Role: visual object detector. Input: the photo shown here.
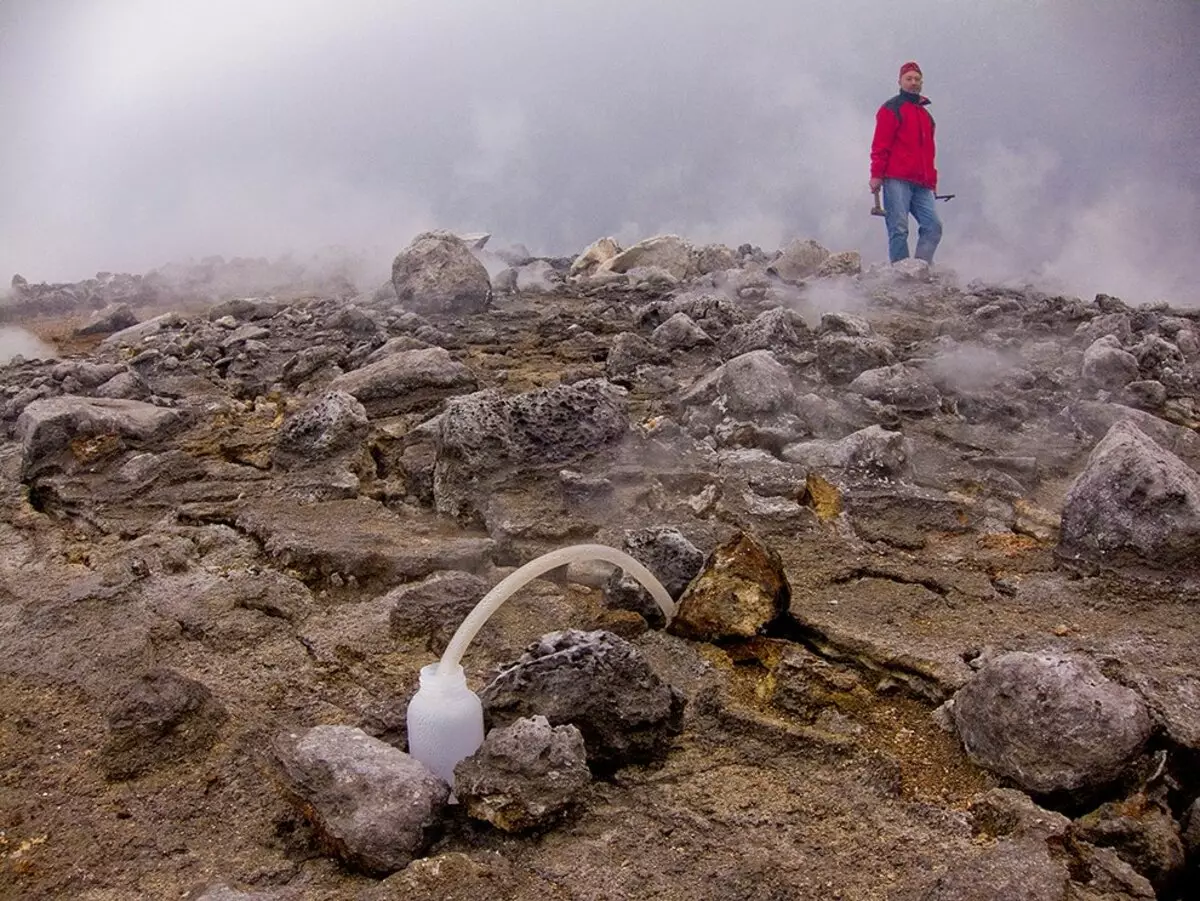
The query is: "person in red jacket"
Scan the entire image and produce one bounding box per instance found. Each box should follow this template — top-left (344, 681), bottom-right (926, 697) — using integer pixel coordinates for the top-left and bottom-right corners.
top-left (869, 61), bottom-right (943, 264)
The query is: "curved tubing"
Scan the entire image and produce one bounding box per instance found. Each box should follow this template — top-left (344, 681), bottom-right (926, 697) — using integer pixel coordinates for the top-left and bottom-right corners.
top-left (437, 544), bottom-right (675, 676)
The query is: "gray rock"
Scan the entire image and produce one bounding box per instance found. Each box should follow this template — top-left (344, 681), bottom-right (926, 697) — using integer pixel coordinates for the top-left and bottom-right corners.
top-left (815, 251), bottom-right (862, 278)
top-left (455, 715), bottom-right (591, 832)
top-left (515, 260), bottom-right (563, 293)
top-left (1082, 335), bottom-right (1139, 390)
top-left (652, 312), bottom-right (712, 350)
top-left (602, 234), bottom-right (693, 280)
top-left (100, 311), bottom-right (185, 348)
top-left (186, 884), bottom-right (296, 901)
top-left (602, 527), bottom-right (706, 626)
top-left (491, 267), bottom-right (518, 294)
top-left (890, 258), bottom-right (932, 281)
top-left (328, 346), bottom-right (478, 418)
top-left (781, 424), bottom-right (912, 481)
top-left (951, 652), bottom-right (1152, 794)
top-left (848, 363), bottom-right (941, 413)
top-left (75, 304), bottom-right (140, 336)
top-left (967, 788), bottom-right (1070, 841)
top-left (16, 395), bottom-right (184, 479)
top-left (569, 236), bottom-right (621, 277)
top-left (721, 307), bottom-right (811, 360)
top-left (679, 350), bottom-right (793, 417)
top-left (391, 230), bottom-right (492, 316)
top-left (93, 370), bottom-right (148, 400)
top-left (770, 238), bottom-right (829, 282)
top-left (605, 332), bottom-right (671, 378)
top-left (50, 361), bottom-right (125, 388)
top-left (480, 629), bottom-right (684, 770)
top-left (387, 570), bottom-right (490, 652)
top-left (693, 242), bottom-right (737, 274)
top-left (434, 380), bottom-right (629, 519)
top-left (1184, 796), bottom-right (1200, 856)
top-left (99, 668), bottom-right (228, 780)
top-left (817, 333), bottom-right (896, 384)
top-left (272, 725), bottom-right (449, 875)
top-left (659, 292), bottom-right (748, 338)
top-left (1059, 419), bottom-right (1200, 569)
top-left (1124, 379), bottom-right (1167, 408)
top-left (273, 391), bottom-right (368, 470)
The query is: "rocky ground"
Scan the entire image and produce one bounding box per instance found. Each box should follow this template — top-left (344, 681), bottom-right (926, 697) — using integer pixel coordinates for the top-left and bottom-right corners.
top-left (1, 233), bottom-right (1198, 900)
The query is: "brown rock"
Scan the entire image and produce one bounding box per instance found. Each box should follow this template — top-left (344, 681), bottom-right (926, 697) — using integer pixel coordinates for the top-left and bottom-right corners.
top-left (669, 532), bottom-right (791, 640)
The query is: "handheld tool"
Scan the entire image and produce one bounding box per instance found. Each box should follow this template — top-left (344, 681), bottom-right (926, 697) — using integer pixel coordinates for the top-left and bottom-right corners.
top-left (870, 188), bottom-right (885, 217)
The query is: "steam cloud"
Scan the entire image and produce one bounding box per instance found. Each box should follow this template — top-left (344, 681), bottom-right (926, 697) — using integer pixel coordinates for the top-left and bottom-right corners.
top-left (1, 1), bottom-right (1196, 305)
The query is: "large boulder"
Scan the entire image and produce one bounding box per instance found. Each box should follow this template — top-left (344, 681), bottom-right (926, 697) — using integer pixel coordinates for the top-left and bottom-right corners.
top-left (570, 236), bottom-right (621, 277)
top-left (1058, 419), bottom-right (1200, 569)
top-left (391, 231), bottom-right (492, 316)
top-left (479, 629), bottom-right (684, 771)
top-left (950, 652), bottom-right (1153, 795)
top-left (848, 363), bottom-right (941, 413)
top-left (600, 235), bottom-right (693, 280)
top-left (272, 725), bottom-right (449, 875)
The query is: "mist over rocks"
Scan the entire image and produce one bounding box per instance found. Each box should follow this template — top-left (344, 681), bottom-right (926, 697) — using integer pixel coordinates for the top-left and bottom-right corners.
top-left (3, 229), bottom-right (1200, 898)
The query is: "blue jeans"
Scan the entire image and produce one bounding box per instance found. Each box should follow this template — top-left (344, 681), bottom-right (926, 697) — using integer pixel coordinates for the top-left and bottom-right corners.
top-left (882, 179), bottom-right (942, 263)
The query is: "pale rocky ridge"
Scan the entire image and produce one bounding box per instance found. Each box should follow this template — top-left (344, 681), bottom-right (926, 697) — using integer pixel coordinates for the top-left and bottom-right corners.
top-left (1, 229), bottom-right (1198, 899)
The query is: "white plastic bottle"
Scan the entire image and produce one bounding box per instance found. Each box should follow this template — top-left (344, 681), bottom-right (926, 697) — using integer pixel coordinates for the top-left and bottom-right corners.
top-left (405, 662), bottom-right (485, 787)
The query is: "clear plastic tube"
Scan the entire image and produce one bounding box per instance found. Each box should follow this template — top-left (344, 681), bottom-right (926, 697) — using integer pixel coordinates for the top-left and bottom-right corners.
top-left (437, 543), bottom-right (675, 676)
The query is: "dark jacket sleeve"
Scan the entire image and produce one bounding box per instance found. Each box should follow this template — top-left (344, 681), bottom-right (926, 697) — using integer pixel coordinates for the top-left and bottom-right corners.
top-left (870, 106), bottom-right (897, 180)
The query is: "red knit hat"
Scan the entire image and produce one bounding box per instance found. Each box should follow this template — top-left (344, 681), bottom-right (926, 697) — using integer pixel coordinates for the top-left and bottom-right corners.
top-left (899, 61), bottom-right (922, 78)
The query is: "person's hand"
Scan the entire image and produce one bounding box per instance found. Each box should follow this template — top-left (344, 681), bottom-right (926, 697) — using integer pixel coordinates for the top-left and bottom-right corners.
top-left (869, 178), bottom-right (883, 192)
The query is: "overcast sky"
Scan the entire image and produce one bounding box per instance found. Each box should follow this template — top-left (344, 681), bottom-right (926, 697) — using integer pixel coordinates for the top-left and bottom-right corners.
top-left (2, 0), bottom-right (1197, 304)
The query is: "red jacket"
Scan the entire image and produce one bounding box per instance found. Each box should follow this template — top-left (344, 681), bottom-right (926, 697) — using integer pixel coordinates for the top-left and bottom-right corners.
top-left (870, 92), bottom-right (937, 190)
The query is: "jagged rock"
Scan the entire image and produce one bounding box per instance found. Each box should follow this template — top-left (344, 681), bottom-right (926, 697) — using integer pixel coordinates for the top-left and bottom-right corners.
top-left (848, 363), bottom-right (941, 413)
top-left (514, 260), bottom-right (563, 293)
top-left (480, 629), bottom-right (684, 770)
top-left (100, 311), bottom-right (185, 348)
top-left (652, 312), bottom-right (712, 350)
top-left (670, 532), bottom-right (789, 641)
top-left (387, 570), bottom-right (490, 652)
top-left (602, 526), bottom-right (706, 626)
top-left (491, 267), bottom-right (519, 294)
top-left (891, 258), bottom-right (932, 281)
top-left (570, 236), bottom-right (621, 276)
top-left (1072, 794), bottom-right (1186, 894)
top-left (327, 347), bottom-right (477, 418)
top-left (76, 304), bottom-right (139, 336)
top-left (99, 668), bottom-right (227, 780)
top-left (454, 715), bottom-right (591, 832)
top-left (679, 350), bottom-right (793, 417)
top-left (601, 234), bottom-right (692, 280)
top-left (50, 360), bottom-right (126, 389)
top-left (391, 230), bottom-right (492, 316)
top-left (781, 424), bottom-right (912, 481)
top-left (817, 333), bottom-right (896, 384)
top-left (1058, 419), bottom-right (1200, 569)
top-left (1124, 379), bottom-right (1167, 408)
top-left (643, 291), bottom-right (747, 339)
top-left (16, 395), bottom-right (184, 479)
top-left (693, 243), bottom-right (737, 274)
top-left (770, 239), bottom-right (830, 282)
top-left (815, 251), bottom-right (862, 278)
top-left (605, 332), bottom-right (671, 378)
top-left (433, 380), bottom-right (629, 519)
top-left (950, 652), bottom-right (1152, 795)
top-left (272, 391), bottom-right (369, 470)
top-left (272, 725), bottom-right (449, 875)
top-left (721, 307), bottom-right (811, 360)
top-left (1082, 336), bottom-right (1140, 390)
